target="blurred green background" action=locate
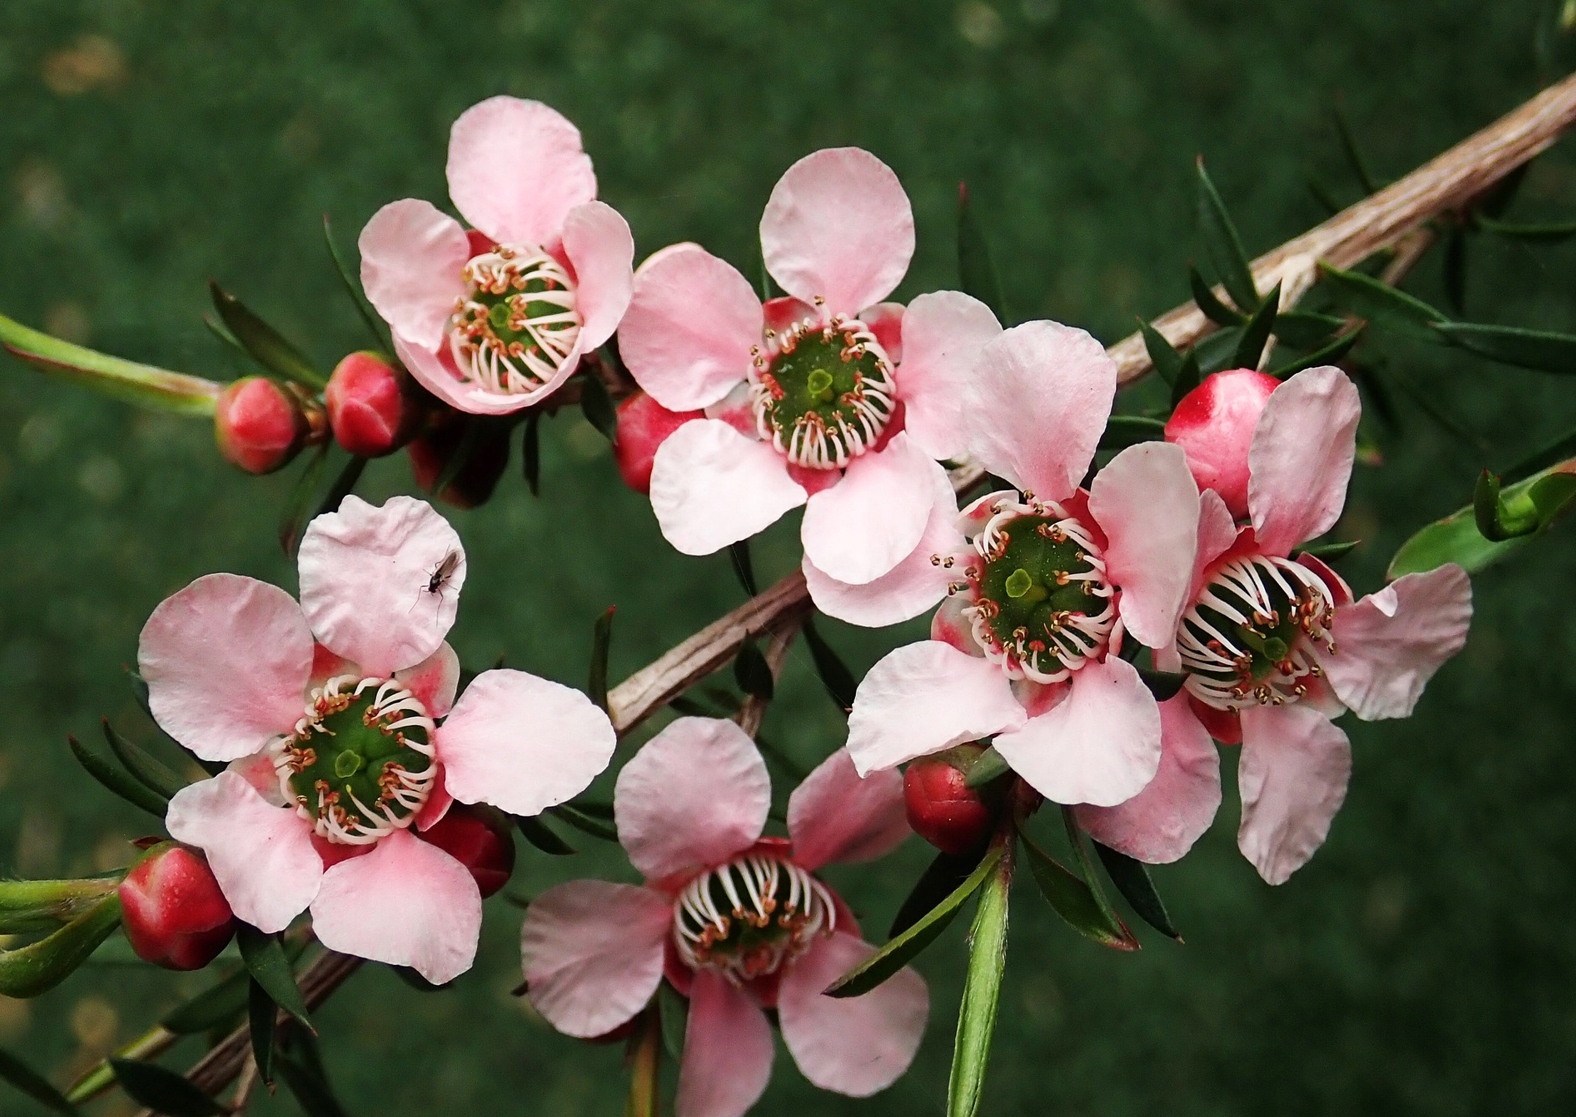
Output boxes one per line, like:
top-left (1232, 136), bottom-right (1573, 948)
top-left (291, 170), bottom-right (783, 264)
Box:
top-left (4, 0), bottom-right (1576, 1113)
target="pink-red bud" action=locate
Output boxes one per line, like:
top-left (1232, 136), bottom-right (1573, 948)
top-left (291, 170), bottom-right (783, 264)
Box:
top-left (1164, 368), bottom-right (1280, 519)
top-left (903, 750), bottom-right (996, 855)
top-left (407, 412), bottom-right (511, 508)
top-left (613, 390), bottom-right (702, 495)
top-left (325, 352), bottom-right (425, 458)
top-left (214, 376), bottom-right (321, 474)
top-left (419, 804), bottom-right (516, 898)
top-left (118, 843), bottom-right (236, 970)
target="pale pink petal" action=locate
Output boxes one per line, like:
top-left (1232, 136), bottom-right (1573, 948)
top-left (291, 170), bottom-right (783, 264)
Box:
top-left (396, 641), bottom-right (460, 718)
top-left (1248, 366), bottom-right (1361, 555)
top-left (759, 147), bottom-right (915, 317)
top-left (992, 656), bottom-right (1162, 807)
top-left (1324, 564), bottom-right (1472, 720)
top-left (521, 881), bottom-right (671, 1038)
top-left (801, 434), bottom-right (936, 585)
top-left (964, 320), bottom-right (1116, 502)
top-left (788, 750), bottom-right (909, 871)
top-left (1076, 694), bottom-right (1221, 863)
top-left (845, 641), bottom-right (1024, 775)
top-left (435, 669), bottom-right (616, 816)
top-left (778, 932), bottom-right (927, 1097)
top-left (311, 828), bottom-right (481, 983)
top-left (615, 717), bottom-right (769, 881)
top-left (896, 291), bottom-right (1001, 460)
top-left (620, 243), bottom-right (761, 411)
top-left (1088, 442), bottom-right (1200, 649)
top-left (677, 970), bottom-right (774, 1117)
top-left (415, 775), bottom-right (453, 831)
top-left (139, 574), bottom-right (311, 763)
top-left (393, 332), bottom-right (566, 417)
top-left (165, 772), bottom-right (321, 934)
top-left (297, 495), bottom-right (465, 677)
top-left (1237, 704), bottom-right (1351, 885)
top-left (931, 592), bottom-right (978, 654)
top-left (1190, 489), bottom-right (1241, 602)
top-left (957, 488), bottom-right (1020, 538)
top-left (561, 200), bottom-right (634, 349)
top-left (445, 97), bottom-right (596, 247)
top-left (357, 199), bottom-right (470, 351)
top-left (649, 419), bottom-right (807, 555)
top-left (863, 301), bottom-right (905, 362)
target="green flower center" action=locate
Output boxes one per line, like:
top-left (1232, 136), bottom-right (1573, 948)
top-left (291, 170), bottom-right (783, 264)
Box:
top-left (451, 246), bottom-right (580, 395)
top-left (672, 853), bottom-right (835, 982)
top-left (750, 317), bottom-right (895, 469)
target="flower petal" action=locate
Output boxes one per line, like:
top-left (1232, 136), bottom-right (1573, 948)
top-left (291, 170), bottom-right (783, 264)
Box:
top-left (788, 749), bottom-right (909, 871)
top-left (800, 433), bottom-right (936, 586)
top-left (992, 656), bottom-right (1162, 807)
top-left (619, 243), bottom-right (761, 411)
top-left (845, 641), bottom-right (1024, 775)
top-left (1088, 442), bottom-right (1200, 649)
top-left (311, 828), bottom-right (481, 984)
top-left (677, 970), bottom-right (774, 1117)
top-left (615, 717), bottom-right (769, 881)
top-left (396, 641), bottom-right (460, 719)
top-left (649, 419), bottom-right (806, 556)
top-left (1190, 488), bottom-right (1241, 602)
top-left (964, 320), bottom-right (1116, 502)
top-left (139, 574), bottom-right (311, 762)
top-left (436, 669), bottom-right (616, 816)
top-left (1324, 564), bottom-right (1472, 720)
top-left (1076, 694), bottom-right (1221, 863)
top-left (1237, 704), bottom-right (1351, 885)
top-left (561, 200), bottom-right (634, 349)
top-left (165, 772), bottom-right (321, 934)
top-left (445, 96), bottom-right (596, 247)
top-left (777, 932), bottom-right (927, 1097)
top-left (393, 333), bottom-right (564, 417)
top-left (1248, 366), bottom-right (1361, 555)
top-left (297, 495), bottom-right (465, 677)
top-left (896, 291), bottom-right (1001, 460)
top-left (521, 881), bottom-right (671, 1038)
top-left (357, 199), bottom-right (470, 351)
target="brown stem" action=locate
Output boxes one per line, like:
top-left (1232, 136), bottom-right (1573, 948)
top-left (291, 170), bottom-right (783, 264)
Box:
top-left (736, 609), bottom-right (805, 739)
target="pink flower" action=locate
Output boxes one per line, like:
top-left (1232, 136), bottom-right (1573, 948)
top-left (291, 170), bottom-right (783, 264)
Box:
top-left (616, 147), bottom-right (1000, 594)
top-left (358, 97), bottom-right (634, 416)
top-left (1077, 366), bottom-right (1473, 883)
top-left (521, 718), bottom-right (927, 1117)
top-left (140, 495), bottom-right (616, 982)
top-left (844, 321), bottom-right (1204, 808)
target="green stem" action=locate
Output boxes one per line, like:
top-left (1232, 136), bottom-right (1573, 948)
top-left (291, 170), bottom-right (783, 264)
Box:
top-left (0, 893), bottom-right (123, 998)
top-left (625, 1008), bottom-right (661, 1117)
top-left (946, 825), bottom-right (1014, 1117)
top-left (0, 877), bottom-right (119, 934)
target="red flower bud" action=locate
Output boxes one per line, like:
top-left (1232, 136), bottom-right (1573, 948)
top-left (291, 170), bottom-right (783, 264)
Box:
top-left (419, 804), bottom-right (516, 898)
top-left (214, 376), bottom-right (320, 474)
top-left (903, 748), bottom-right (996, 855)
top-left (613, 390), bottom-right (703, 495)
top-left (407, 412), bottom-right (511, 508)
top-left (118, 843), bottom-right (236, 970)
top-left (325, 352), bottom-right (425, 458)
top-left (1164, 368), bottom-right (1280, 519)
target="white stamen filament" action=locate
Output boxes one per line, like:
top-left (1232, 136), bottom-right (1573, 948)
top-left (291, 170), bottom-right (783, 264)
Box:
top-left (672, 855), bottom-right (836, 984)
top-left (449, 247), bottom-right (580, 396)
top-left (748, 315), bottom-right (896, 469)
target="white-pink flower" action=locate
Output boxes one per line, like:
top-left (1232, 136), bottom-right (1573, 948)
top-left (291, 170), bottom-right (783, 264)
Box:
top-left (358, 97), bottom-right (634, 416)
top-left (521, 718), bottom-right (927, 1117)
top-left (616, 146), bottom-right (1000, 594)
top-left (140, 495), bottom-right (616, 983)
top-left (1077, 366), bottom-right (1473, 883)
top-left (844, 320), bottom-right (1204, 808)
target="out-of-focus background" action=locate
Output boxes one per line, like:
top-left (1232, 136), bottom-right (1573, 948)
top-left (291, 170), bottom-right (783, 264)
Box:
top-left (2, 1), bottom-right (1575, 1113)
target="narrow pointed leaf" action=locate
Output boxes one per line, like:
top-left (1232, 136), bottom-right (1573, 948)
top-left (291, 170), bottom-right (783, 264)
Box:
top-left (1388, 458), bottom-right (1576, 578)
top-left (565, 798), bottom-right (614, 819)
top-left (1099, 415), bottom-right (1167, 451)
top-left (1019, 830), bottom-right (1137, 950)
top-left (728, 539), bottom-right (758, 598)
top-left (1195, 158), bottom-right (1259, 313)
top-left (1232, 281), bottom-right (1281, 370)
top-left (1136, 667), bottom-right (1186, 701)
top-left (1267, 326), bottom-right (1362, 379)
top-left (1169, 351), bottom-right (1201, 410)
top-left (1271, 310), bottom-right (1344, 349)
top-left (109, 1060), bottom-right (223, 1117)
top-left (1297, 539), bottom-right (1360, 562)
top-left (945, 840), bottom-right (1012, 1117)
top-left (891, 847), bottom-right (989, 939)
top-left (100, 719), bottom-right (184, 800)
top-left (522, 411), bottom-right (542, 497)
top-left (1332, 105), bottom-right (1379, 195)
top-left (278, 443), bottom-right (332, 558)
top-left (963, 746), bottom-right (1010, 790)
top-left (275, 1030), bottom-right (350, 1117)
top-left (202, 312), bottom-right (248, 357)
top-left (546, 803), bottom-right (618, 843)
top-left (0, 897), bottom-right (121, 999)
top-left (589, 606), bottom-right (615, 712)
top-left (516, 814), bottom-right (576, 856)
top-left (957, 183), bottom-right (1006, 322)
top-left (0, 1047), bottom-right (79, 1115)
top-left (801, 616), bottom-right (857, 714)
top-left (1434, 321), bottom-right (1576, 375)
top-left (659, 980), bottom-right (688, 1061)
top-left (1193, 326), bottom-right (1243, 375)
top-left (236, 924), bottom-right (312, 1031)
top-left (248, 977), bottom-right (277, 1088)
top-left (323, 213), bottom-right (392, 353)
top-left (1474, 213), bottom-right (1576, 243)
top-left (1317, 263), bottom-right (1446, 341)
top-left (1092, 841), bottom-right (1181, 941)
top-left (1139, 321), bottom-right (1182, 385)
top-left (68, 737), bottom-right (167, 817)
top-left (314, 455), bottom-right (367, 521)
top-left (162, 967), bottom-right (250, 1034)
top-left (733, 634), bottom-right (774, 701)
top-left (1506, 426), bottom-right (1576, 484)
top-left (209, 281), bottom-right (325, 389)
top-left (579, 372), bottom-right (617, 442)
top-left (1188, 265), bottom-right (1243, 325)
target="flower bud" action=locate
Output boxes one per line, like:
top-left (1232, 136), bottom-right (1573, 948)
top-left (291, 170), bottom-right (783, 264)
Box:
top-left (407, 412), bottom-right (511, 508)
top-left (117, 843), bottom-right (235, 970)
top-left (903, 747), bottom-right (996, 855)
top-left (419, 804), bottom-right (516, 898)
top-left (1164, 368), bottom-right (1280, 518)
top-left (214, 376), bottom-right (320, 474)
top-left (613, 390), bottom-right (703, 495)
top-left (325, 351), bottom-right (425, 458)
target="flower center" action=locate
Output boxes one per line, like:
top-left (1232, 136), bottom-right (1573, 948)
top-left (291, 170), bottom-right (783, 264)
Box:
top-left (448, 245), bottom-right (580, 395)
top-left (672, 853), bottom-right (836, 983)
top-left (748, 315), bottom-right (895, 469)
top-left (954, 496), bottom-right (1117, 683)
top-left (1176, 554), bottom-right (1336, 710)
top-left (274, 675), bottom-right (438, 845)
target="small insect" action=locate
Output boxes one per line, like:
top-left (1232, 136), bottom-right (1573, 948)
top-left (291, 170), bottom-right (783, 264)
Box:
top-left (410, 549), bottom-right (462, 614)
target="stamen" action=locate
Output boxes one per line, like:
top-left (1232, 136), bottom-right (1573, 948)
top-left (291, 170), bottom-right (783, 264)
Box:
top-left (448, 246), bottom-right (580, 396)
top-left (672, 854), bottom-right (836, 984)
top-left (748, 315), bottom-right (896, 469)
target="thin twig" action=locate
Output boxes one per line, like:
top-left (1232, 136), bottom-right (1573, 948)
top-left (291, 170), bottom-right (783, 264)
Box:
top-left (737, 609), bottom-right (806, 739)
top-left (231, 1052), bottom-right (259, 1112)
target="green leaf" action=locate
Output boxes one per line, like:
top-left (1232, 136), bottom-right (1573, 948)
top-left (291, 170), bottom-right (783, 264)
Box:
top-left (0, 1046), bottom-right (79, 1115)
top-left (248, 977), bottom-right (277, 1088)
top-left (1306, 177), bottom-right (1342, 217)
top-left (209, 281), bottom-right (325, 389)
top-left (162, 967), bottom-right (250, 1034)
top-left (1443, 225), bottom-right (1467, 317)
top-left (109, 1060), bottom-right (223, 1117)
top-left (1271, 310), bottom-right (1345, 349)
top-left (1139, 321), bottom-right (1183, 386)
top-left (1188, 265), bottom-right (1243, 326)
top-left (1267, 326), bottom-right (1362, 379)
top-left (1388, 461), bottom-right (1576, 578)
top-left (515, 814), bottom-right (576, 856)
top-left (314, 454), bottom-right (367, 521)
top-left (1169, 351), bottom-right (1201, 410)
top-left (0, 895), bottom-right (122, 998)
top-left (67, 736), bottom-right (168, 817)
top-left (236, 924), bottom-right (312, 1031)
top-left (957, 183), bottom-right (1006, 322)
top-left (659, 980), bottom-right (688, 1062)
top-left (1331, 104), bottom-right (1379, 195)
top-left (891, 847), bottom-right (989, 939)
top-left (1532, 471), bottom-right (1576, 522)
top-left (588, 606), bottom-right (615, 712)
top-left (1193, 326), bottom-right (1242, 375)
top-left (801, 616), bottom-right (857, 714)
top-left (202, 312), bottom-right (247, 357)
top-left (945, 841), bottom-right (1012, 1117)
top-left (100, 719), bottom-right (184, 800)
top-left (1474, 213), bottom-right (1576, 243)
top-left (728, 539), bottom-right (758, 598)
top-left (826, 845), bottom-right (1003, 999)
top-left (1232, 281), bottom-right (1281, 370)
top-left (274, 1029), bottom-right (350, 1117)
top-left (579, 372), bottom-right (618, 442)
top-left (1298, 539), bottom-right (1360, 562)
top-left (1506, 425), bottom-right (1576, 484)
top-left (1434, 321), bottom-right (1576, 375)
top-left (546, 803), bottom-right (619, 843)
top-left (1317, 262), bottom-right (1446, 341)
top-left (963, 746), bottom-right (1010, 790)
top-left (521, 411), bottom-right (542, 497)
top-left (1092, 841), bottom-right (1181, 941)
top-left (1195, 158), bottom-right (1259, 313)
top-left (1019, 830), bottom-right (1138, 950)
top-left (1099, 415), bottom-right (1167, 451)
top-left (733, 634), bottom-right (774, 701)
top-left (1136, 667), bottom-right (1186, 701)
top-left (322, 213), bottom-right (392, 353)
top-left (0, 311), bottom-right (222, 417)
top-left (278, 442), bottom-right (333, 558)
